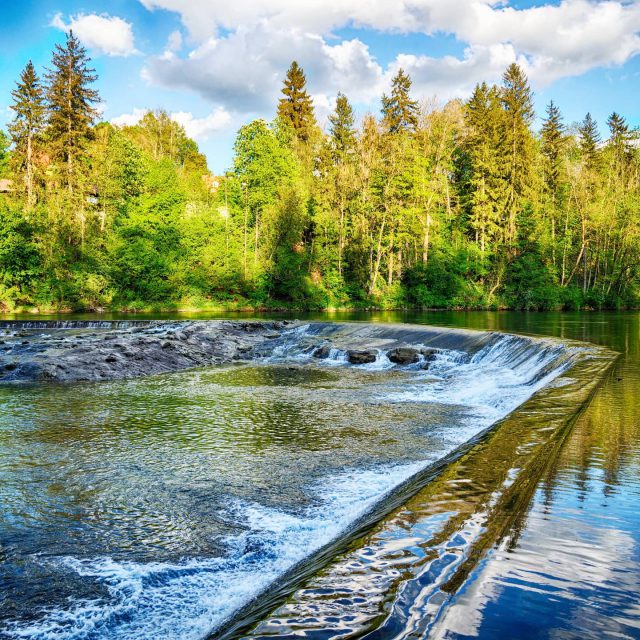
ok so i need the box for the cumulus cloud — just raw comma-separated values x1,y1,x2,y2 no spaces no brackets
51,12,137,57
144,25,383,115
111,107,231,140
170,107,232,139
111,108,148,127
138,0,640,121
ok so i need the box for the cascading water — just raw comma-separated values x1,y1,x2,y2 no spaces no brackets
0,322,590,640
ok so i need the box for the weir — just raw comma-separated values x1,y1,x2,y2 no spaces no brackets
214,327,617,639
0,321,618,640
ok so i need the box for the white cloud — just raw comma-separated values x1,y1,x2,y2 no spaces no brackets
138,2,639,134
144,24,385,117
111,108,148,127
51,12,138,57
139,0,640,109
167,30,183,53
111,107,232,140
170,107,232,139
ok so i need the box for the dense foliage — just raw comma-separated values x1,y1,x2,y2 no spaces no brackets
1,37,639,312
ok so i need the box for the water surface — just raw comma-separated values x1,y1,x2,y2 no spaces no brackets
0,312,636,639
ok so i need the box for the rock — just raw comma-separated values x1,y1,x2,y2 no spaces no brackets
387,347,419,365
347,349,378,364
420,348,440,361
4,362,17,371
420,348,440,369
105,354,118,363
312,344,332,359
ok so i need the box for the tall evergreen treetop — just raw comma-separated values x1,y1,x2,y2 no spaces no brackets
500,63,535,246
381,68,419,134
607,112,630,152
277,61,316,142
46,30,100,190
9,61,46,149
578,112,601,170
9,60,46,205
328,92,356,161
501,63,534,124
540,100,566,194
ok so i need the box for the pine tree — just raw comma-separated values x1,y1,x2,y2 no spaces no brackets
9,61,46,207
46,31,100,193
381,69,419,134
500,63,535,247
329,92,356,161
578,113,600,171
277,61,316,142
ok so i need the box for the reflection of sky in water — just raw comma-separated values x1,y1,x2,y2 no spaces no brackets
436,505,639,639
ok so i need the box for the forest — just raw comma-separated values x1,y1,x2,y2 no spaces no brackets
1,31,639,312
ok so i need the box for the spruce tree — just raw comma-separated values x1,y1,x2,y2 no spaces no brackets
46,31,100,193
9,61,46,207
607,112,632,185
500,63,535,247
607,112,630,155
578,113,600,171
464,82,504,254
329,92,356,161
381,69,419,134
540,100,566,199
277,61,316,142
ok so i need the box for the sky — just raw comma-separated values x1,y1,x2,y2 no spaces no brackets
0,0,639,173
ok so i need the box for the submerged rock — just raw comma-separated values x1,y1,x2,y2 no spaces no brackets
347,349,378,364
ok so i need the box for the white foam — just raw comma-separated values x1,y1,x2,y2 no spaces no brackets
4,463,426,640
384,337,578,422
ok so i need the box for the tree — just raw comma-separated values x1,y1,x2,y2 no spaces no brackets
541,101,566,198
540,100,567,268
46,31,100,193
464,82,505,255
277,61,316,142
607,112,632,174
9,61,46,207
381,69,419,134
0,131,9,177
328,93,356,161
500,63,535,247
325,93,357,277
233,119,300,279
578,113,601,171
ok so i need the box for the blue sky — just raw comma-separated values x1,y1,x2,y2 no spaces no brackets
1,0,639,173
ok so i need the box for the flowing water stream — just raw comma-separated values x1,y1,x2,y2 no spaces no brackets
0,312,637,639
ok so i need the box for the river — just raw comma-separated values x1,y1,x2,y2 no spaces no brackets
0,311,638,639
